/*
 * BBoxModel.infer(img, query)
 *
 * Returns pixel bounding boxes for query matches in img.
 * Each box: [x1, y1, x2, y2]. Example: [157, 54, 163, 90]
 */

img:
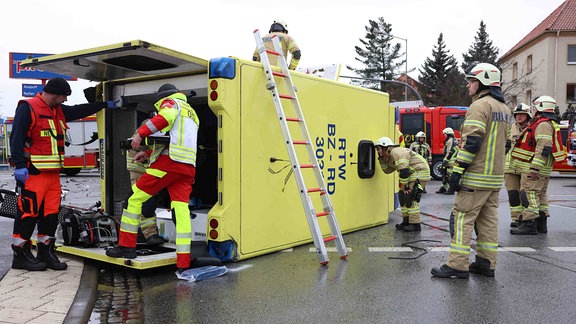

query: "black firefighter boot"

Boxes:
[510, 219, 537, 235]
[536, 212, 548, 233]
[12, 241, 48, 271]
[469, 256, 495, 277]
[395, 217, 409, 230]
[37, 239, 68, 270]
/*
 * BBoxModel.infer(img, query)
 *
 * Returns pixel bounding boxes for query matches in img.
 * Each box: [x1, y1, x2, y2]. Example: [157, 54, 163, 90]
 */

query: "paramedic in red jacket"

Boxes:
[10, 77, 116, 271]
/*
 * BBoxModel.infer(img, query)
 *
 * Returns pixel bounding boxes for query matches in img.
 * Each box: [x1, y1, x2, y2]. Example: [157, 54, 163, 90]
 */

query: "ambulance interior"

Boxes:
[105, 79, 217, 241]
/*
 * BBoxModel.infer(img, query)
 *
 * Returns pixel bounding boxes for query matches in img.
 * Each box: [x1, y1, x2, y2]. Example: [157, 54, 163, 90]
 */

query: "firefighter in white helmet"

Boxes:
[432, 62, 512, 279]
[253, 19, 302, 70]
[505, 104, 533, 228]
[375, 136, 430, 231]
[510, 96, 565, 235]
[436, 127, 459, 195]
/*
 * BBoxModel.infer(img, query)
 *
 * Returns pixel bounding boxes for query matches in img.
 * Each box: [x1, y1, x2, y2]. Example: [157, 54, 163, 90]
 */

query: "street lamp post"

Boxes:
[390, 35, 408, 101]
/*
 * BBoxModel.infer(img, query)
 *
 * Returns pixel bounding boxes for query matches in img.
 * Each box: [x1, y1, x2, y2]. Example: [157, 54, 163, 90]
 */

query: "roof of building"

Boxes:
[500, 0, 576, 61]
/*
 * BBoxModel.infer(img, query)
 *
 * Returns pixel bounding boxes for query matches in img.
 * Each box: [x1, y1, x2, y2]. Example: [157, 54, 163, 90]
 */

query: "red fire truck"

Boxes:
[4, 115, 99, 176]
[557, 112, 576, 172]
[398, 106, 468, 180]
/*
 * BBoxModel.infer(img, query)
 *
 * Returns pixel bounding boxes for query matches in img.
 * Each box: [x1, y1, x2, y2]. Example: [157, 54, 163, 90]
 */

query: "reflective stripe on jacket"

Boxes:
[21, 94, 67, 170]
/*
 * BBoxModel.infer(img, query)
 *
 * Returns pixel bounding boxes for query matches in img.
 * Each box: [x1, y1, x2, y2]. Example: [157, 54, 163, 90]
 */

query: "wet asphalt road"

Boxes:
[1, 171, 576, 323]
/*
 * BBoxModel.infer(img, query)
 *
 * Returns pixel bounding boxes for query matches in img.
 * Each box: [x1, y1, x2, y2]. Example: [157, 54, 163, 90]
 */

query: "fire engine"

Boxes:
[559, 109, 576, 171]
[17, 39, 396, 269]
[397, 106, 467, 180]
[4, 115, 99, 176]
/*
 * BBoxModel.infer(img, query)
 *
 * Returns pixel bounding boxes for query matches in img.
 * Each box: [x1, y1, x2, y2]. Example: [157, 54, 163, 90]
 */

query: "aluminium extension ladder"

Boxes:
[253, 29, 348, 265]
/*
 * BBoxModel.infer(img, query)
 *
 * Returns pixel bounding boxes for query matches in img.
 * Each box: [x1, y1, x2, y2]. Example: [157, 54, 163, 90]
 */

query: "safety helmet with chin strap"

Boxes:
[464, 62, 501, 87]
[374, 137, 396, 147]
[513, 103, 533, 119]
[416, 131, 426, 138]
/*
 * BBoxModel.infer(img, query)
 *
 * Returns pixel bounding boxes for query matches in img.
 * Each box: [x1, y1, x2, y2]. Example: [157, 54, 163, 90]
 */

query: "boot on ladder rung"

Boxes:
[253, 29, 348, 265]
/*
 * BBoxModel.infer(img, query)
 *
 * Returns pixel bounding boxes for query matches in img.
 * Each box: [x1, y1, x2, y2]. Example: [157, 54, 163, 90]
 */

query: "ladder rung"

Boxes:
[265, 49, 279, 56]
[292, 140, 308, 145]
[300, 164, 315, 169]
[323, 236, 336, 243]
[285, 117, 301, 122]
[316, 211, 329, 217]
[307, 188, 323, 193]
[272, 71, 287, 77]
[279, 94, 294, 100]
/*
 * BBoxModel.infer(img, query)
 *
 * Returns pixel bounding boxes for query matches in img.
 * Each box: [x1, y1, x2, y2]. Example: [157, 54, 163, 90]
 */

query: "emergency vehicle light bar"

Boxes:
[209, 57, 236, 79]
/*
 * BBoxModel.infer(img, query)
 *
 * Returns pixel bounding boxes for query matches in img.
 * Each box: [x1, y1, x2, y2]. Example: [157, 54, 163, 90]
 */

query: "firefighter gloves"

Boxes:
[106, 100, 121, 109]
[14, 168, 29, 182]
[448, 171, 462, 192]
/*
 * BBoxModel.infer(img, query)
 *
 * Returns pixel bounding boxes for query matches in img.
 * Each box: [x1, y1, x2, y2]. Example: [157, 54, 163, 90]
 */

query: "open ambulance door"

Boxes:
[20, 40, 216, 269]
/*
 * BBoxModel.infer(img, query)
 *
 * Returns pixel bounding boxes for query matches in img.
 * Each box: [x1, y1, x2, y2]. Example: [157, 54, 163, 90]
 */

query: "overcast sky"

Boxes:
[0, 0, 566, 117]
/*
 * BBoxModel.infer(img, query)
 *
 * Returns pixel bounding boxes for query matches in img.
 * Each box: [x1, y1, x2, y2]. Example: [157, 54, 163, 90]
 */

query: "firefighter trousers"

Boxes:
[12, 171, 61, 244]
[447, 189, 499, 271]
[399, 180, 428, 224]
[520, 173, 550, 221]
[504, 173, 522, 222]
[119, 166, 195, 269]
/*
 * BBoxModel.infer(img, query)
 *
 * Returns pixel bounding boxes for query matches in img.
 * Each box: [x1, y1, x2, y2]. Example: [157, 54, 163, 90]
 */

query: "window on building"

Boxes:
[568, 45, 576, 64]
[526, 90, 532, 104]
[527, 55, 533, 74]
[511, 95, 518, 108]
[512, 62, 518, 80]
[567, 84, 576, 103]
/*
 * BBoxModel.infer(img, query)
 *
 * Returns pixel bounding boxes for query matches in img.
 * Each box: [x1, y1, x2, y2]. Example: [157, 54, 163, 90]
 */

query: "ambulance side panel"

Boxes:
[209, 58, 395, 260]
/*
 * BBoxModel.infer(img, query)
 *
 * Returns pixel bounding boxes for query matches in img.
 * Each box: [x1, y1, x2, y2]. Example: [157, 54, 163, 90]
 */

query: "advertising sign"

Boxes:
[22, 84, 44, 97]
[9, 52, 76, 80]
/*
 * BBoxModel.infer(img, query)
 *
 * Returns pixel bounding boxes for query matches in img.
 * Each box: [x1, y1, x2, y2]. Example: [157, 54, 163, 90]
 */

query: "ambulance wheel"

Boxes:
[61, 168, 82, 176]
[431, 159, 443, 180]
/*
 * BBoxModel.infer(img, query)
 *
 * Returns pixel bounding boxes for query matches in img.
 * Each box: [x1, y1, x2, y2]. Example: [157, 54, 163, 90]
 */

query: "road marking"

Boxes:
[309, 247, 352, 253]
[498, 247, 536, 252]
[549, 247, 576, 251]
[368, 247, 413, 252]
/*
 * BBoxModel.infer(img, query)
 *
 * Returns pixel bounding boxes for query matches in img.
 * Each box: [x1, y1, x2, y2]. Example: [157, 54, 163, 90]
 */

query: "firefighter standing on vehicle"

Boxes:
[253, 19, 301, 70]
[106, 84, 221, 271]
[125, 121, 165, 246]
[10, 77, 118, 271]
[431, 63, 512, 279]
[436, 127, 459, 195]
[510, 96, 565, 235]
[505, 104, 532, 228]
[375, 137, 430, 232]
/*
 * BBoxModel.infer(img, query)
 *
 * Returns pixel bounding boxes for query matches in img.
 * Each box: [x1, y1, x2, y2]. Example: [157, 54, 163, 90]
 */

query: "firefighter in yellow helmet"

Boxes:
[432, 63, 512, 279]
[436, 127, 459, 195]
[253, 19, 302, 70]
[510, 96, 565, 235]
[505, 104, 532, 228]
[375, 136, 430, 231]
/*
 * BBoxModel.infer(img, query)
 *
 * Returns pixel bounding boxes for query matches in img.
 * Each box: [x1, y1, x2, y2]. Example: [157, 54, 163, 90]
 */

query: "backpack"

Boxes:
[59, 206, 119, 247]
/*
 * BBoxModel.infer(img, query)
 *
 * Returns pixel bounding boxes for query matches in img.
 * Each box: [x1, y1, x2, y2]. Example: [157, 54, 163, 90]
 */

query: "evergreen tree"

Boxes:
[418, 33, 467, 106]
[461, 21, 500, 70]
[352, 17, 405, 98]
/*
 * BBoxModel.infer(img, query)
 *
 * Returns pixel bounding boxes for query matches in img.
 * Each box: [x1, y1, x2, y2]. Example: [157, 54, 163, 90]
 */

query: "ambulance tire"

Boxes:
[431, 158, 443, 180]
[61, 168, 82, 176]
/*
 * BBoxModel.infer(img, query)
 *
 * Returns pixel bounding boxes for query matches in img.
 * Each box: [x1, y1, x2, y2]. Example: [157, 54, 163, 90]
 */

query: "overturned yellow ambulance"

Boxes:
[21, 40, 396, 268]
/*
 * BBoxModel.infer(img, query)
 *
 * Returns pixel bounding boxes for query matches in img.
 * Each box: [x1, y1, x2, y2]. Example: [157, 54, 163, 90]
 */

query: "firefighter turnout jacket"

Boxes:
[253, 31, 301, 70]
[511, 117, 565, 176]
[453, 90, 512, 190]
[378, 147, 430, 186]
[409, 141, 432, 164]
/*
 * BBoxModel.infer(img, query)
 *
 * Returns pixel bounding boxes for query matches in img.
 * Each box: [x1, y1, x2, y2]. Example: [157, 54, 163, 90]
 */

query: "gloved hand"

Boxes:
[14, 168, 29, 183]
[106, 100, 120, 109]
[448, 172, 462, 192]
[441, 160, 448, 168]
